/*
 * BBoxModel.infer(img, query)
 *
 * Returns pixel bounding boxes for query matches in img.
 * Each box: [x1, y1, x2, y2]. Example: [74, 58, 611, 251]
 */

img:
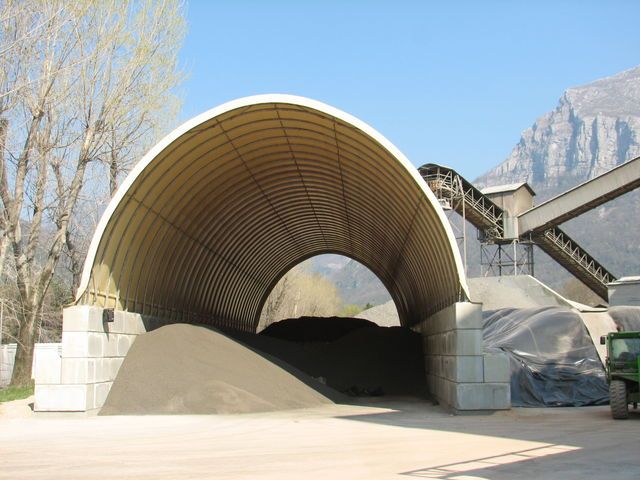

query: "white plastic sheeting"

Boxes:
[483, 307, 608, 407]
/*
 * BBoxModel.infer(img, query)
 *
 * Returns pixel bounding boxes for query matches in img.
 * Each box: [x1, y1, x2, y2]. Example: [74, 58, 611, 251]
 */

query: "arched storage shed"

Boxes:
[76, 95, 469, 331]
[36, 96, 511, 414]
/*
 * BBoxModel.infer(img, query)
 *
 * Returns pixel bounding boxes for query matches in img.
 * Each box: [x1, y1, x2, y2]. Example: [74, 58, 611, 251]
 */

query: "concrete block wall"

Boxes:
[33, 306, 162, 412]
[415, 302, 511, 412]
[1, 343, 62, 387]
[0, 343, 17, 387]
[35, 303, 509, 413]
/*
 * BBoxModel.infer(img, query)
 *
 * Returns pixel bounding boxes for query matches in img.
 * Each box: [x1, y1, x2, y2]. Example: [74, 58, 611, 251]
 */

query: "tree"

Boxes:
[338, 304, 364, 317]
[258, 266, 343, 331]
[0, 0, 185, 387]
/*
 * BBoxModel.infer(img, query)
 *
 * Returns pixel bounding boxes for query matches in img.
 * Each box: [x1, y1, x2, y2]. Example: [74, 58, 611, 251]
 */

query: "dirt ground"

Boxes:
[1, 396, 639, 479]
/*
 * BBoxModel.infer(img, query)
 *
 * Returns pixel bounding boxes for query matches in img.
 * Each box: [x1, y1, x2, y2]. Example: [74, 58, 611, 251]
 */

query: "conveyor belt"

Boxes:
[419, 163, 619, 301]
[419, 164, 504, 240]
[518, 156, 640, 234]
[533, 227, 616, 300]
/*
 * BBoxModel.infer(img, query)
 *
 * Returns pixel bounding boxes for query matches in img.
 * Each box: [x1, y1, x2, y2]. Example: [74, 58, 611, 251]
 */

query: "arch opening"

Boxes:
[257, 253, 399, 331]
[76, 95, 468, 332]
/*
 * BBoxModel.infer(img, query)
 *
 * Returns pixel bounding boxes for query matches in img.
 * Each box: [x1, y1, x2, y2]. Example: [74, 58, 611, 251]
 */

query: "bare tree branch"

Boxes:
[2, 0, 186, 386]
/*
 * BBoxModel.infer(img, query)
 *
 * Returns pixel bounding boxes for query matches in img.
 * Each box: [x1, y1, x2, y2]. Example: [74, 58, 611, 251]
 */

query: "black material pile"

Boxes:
[260, 316, 377, 342]
[231, 317, 426, 397]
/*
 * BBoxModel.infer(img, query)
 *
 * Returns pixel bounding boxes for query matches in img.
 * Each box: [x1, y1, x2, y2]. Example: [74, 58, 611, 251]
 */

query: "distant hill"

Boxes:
[304, 255, 391, 307]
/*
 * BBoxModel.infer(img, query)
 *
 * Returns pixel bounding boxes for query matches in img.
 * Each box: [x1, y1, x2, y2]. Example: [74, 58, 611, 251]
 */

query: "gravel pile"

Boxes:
[101, 317, 426, 415]
[260, 316, 377, 342]
[244, 318, 425, 396]
[100, 324, 340, 415]
[356, 301, 400, 326]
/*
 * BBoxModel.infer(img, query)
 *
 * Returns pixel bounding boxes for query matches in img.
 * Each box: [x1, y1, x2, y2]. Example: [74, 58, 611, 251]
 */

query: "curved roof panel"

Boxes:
[77, 95, 468, 330]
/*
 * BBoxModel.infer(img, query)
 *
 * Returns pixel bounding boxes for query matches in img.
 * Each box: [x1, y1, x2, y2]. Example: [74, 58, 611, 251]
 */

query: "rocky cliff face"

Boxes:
[476, 66, 640, 286]
[477, 67, 640, 195]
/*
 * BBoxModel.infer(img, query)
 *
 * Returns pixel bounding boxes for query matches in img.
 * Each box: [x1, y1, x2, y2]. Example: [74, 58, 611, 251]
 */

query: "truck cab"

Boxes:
[600, 331, 640, 419]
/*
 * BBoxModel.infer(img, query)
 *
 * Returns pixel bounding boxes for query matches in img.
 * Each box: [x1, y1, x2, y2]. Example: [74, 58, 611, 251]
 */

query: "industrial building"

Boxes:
[30, 95, 640, 413]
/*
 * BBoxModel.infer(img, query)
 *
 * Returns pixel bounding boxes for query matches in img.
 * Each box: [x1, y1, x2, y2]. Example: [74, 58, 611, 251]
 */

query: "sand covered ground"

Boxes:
[2, 401, 638, 480]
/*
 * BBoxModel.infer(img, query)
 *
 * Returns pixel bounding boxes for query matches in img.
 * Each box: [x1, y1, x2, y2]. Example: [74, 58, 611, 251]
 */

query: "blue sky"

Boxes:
[179, 0, 639, 180]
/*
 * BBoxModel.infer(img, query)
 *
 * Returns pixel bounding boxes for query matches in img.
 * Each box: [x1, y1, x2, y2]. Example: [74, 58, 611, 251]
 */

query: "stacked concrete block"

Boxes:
[1, 343, 17, 387]
[31, 344, 63, 384]
[34, 306, 147, 412]
[416, 302, 511, 412]
[2, 343, 62, 386]
[33, 302, 510, 413]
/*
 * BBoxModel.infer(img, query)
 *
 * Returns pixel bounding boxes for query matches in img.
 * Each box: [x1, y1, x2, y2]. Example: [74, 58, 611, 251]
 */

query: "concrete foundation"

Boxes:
[36, 303, 511, 412]
[33, 306, 168, 412]
[1, 343, 62, 387]
[415, 302, 511, 411]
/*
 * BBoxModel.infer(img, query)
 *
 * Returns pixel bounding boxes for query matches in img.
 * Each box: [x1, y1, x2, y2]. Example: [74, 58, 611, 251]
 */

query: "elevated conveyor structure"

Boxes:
[418, 164, 504, 241]
[518, 156, 640, 234]
[418, 160, 637, 301]
[533, 227, 616, 299]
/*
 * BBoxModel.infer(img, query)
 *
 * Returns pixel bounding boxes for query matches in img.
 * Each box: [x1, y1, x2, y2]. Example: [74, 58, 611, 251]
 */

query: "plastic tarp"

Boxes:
[483, 307, 609, 407]
[608, 306, 640, 332]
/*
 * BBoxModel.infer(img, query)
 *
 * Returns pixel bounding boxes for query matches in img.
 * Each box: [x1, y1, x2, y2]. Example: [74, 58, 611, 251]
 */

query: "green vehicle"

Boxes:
[600, 331, 640, 419]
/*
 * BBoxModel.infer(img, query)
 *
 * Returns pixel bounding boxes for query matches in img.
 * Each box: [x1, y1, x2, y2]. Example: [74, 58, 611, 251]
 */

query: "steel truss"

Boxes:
[419, 163, 618, 300]
[480, 240, 535, 277]
[534, 227, 616, 299]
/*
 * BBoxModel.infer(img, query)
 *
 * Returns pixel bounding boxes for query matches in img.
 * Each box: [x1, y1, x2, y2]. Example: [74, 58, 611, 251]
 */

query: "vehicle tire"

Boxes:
[610, 380, 629, 420]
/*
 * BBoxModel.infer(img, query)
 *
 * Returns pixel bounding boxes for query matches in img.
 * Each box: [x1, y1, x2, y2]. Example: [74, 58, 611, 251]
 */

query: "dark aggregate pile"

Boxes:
[238, 318, 426, 396]
[260, 316, 377, 342]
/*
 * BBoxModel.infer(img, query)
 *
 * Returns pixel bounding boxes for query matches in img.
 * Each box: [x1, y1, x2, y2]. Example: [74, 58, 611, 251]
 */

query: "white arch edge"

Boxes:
[76, 94, 470, 304]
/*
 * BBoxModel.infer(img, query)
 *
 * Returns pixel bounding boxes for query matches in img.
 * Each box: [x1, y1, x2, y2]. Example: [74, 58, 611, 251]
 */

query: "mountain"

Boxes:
[326, 259, 392, 307]
[476, 66, 640, 287]
[305, 254, 391, 307]
[477, 67, 640, 195]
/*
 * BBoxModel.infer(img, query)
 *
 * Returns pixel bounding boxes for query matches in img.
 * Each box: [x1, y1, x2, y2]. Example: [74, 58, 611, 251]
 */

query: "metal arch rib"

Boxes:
[77, 95, 468, 331]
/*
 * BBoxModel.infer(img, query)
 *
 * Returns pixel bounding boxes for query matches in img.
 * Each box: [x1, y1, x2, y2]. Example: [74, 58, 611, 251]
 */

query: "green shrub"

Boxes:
[0, 384, 34, 403]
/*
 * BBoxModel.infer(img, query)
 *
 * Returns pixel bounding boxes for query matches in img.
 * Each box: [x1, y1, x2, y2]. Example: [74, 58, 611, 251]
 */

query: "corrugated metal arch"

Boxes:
[76, 95, 469, 330]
